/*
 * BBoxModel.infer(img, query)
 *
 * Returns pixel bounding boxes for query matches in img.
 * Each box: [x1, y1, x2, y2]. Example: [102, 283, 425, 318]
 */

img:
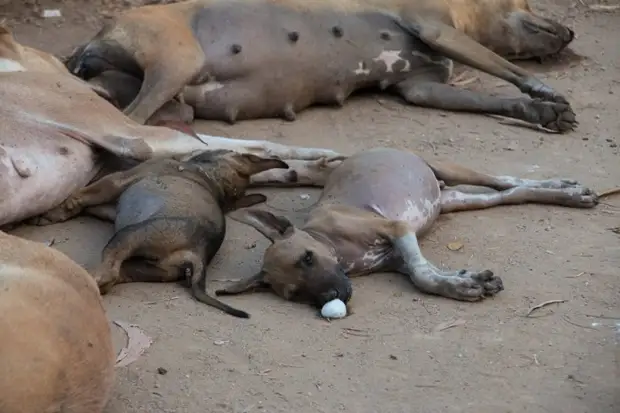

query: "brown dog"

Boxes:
[0, 230, 115, 413]
[40, 149, 290, 318]
[215, 147, 598, 310]
[65, 0, 575, 131]
[0, 25, 342, 228]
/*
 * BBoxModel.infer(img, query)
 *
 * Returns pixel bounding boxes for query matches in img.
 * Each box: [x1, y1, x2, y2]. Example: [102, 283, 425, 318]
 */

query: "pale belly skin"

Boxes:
[307, 147, 441, 276]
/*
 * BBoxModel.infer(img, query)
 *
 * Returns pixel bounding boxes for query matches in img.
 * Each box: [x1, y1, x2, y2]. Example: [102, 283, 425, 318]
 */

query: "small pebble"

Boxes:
[157, 367, 168, 375]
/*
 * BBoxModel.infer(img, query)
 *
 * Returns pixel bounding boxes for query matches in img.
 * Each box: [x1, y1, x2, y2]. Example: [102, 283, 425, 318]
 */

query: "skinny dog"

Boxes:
[216, 148, 598, 309]
[66, 0, 576, 131]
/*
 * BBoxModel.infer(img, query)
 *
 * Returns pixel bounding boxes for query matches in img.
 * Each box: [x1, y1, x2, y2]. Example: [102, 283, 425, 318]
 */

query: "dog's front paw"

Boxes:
[445, 269, 504, 302]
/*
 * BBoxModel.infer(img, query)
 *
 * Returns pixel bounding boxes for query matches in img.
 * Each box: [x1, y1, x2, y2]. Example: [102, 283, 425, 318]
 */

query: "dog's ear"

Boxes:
[234, 153, 289, 175]
[228, 209, 294, 242]
[231, 194, 267, 210]
[215, 271, 270, 296]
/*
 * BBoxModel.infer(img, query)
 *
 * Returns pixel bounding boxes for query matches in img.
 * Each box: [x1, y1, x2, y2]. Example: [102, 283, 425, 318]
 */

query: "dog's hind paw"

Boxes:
[31, 196, 84, 225]
[529, 100, 577, 133]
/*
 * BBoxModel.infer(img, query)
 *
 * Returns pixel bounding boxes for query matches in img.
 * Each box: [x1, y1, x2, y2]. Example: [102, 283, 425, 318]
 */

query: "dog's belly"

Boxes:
[319, 148, 441, 236]
[0, 120, 98, 227]
[186, 3, 452, 121]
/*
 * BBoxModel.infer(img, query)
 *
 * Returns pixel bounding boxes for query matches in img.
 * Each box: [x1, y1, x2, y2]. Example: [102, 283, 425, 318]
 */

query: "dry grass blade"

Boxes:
[525, 299, 566, 317]
[588, 4, 620, 10]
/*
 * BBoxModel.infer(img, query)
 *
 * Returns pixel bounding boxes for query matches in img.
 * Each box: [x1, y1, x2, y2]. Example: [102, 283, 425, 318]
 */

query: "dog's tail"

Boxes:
[178, 253, 250, 319]
[104, 217, 251, 319]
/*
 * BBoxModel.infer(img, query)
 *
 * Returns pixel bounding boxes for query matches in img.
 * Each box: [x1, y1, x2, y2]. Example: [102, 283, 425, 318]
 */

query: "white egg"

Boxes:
[320, 299, 347, 319]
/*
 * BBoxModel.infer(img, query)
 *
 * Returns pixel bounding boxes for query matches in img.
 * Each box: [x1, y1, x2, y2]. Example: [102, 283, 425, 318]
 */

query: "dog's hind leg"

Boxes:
[439, 186, 598, 213]
[427, 161, 593, 191]
[425, 161, 599, 212]
[34, 168, 145, 225]
[389, 221, 504, 301]
[394, 76, 576, 132]
[396, 18, 569, 104]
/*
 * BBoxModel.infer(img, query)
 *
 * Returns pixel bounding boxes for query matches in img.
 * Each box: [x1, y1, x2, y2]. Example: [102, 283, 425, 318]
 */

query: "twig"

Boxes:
[525, 299, 566, 317]
[581, 313, 620, 320]
[562, 315, 597, 330]
[277, 363, 303, 368]
[588, 4, 620, 10]
[486, 115, 559, 133]
[598, 187, 620, 198]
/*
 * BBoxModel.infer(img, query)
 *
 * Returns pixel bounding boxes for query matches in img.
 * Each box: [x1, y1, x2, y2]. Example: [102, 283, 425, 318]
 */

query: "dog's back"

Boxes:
[0, 231, 115, 413]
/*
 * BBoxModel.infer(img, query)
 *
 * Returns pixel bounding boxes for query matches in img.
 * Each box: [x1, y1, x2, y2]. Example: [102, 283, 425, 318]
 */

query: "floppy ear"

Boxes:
[228, 209, 294, 242]
[215, 271, 269, 296]
[235, 153, 289, 175]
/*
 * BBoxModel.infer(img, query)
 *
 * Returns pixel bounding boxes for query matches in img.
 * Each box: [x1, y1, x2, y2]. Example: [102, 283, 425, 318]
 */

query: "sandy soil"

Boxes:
[4, 1, 620, 412]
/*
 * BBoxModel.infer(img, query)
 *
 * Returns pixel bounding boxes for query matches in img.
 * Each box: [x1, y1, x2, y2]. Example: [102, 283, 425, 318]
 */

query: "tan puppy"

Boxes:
[65, 0, 575, 131]
[0, 231, 115, 413]
[40, 150, 290, 318]
[215, 148, 598, 309]
[0, 25, 342, 228]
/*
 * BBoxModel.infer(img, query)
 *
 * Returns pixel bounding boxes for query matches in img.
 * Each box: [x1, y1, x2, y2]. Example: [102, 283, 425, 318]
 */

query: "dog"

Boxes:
[38, 149, 293, 318]
[0, 230, 115, 413]
[65, 0, 575, 131]
[214, 147, 599, 309]
[0, 26, 342, 228]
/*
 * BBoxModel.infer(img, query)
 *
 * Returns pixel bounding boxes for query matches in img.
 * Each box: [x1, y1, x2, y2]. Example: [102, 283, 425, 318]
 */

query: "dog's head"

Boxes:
[215, 209, 353, 308]
[499, 10, 575, 60]
[175, 150, 289, 204]
[64, 32, 142, 81]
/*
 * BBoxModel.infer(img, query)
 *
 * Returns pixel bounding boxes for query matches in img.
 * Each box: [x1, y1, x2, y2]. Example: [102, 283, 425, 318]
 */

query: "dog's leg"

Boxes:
[397, 19, 568, 104]
[122, 38, 206, 125]
[390, 222, 504, 301]
[250, 157, 346, 187]
[439, 186, 598, 213]
[34, 169, 143, 225]
[196, 135, 343, 161]
[84, 204, 117, 222]
[427, 161, 599, 211]
[427, 161, 590, 191]
[394, 77, 576, 132]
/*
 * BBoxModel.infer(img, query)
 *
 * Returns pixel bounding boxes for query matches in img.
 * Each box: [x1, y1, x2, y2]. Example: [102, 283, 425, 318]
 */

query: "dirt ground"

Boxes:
[4, 0, 620, 412]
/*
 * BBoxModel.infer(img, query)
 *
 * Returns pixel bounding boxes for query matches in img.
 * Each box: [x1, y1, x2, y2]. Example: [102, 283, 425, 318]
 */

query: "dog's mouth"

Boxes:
[314, 270, 353, 308]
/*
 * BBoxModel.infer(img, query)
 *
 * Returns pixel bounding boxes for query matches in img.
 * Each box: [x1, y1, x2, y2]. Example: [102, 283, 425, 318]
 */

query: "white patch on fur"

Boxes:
[353, 61, 370, 76]
[400, 198, 438, 227]
[201, 81, 224, 93]
[372, 50, 410, 73]
[0, 58, 26, 72]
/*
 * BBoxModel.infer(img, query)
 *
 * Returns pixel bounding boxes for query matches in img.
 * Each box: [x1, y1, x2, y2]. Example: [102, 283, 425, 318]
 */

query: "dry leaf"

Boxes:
[447, 241, 464, 251]
[113, 320, 152, 367]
